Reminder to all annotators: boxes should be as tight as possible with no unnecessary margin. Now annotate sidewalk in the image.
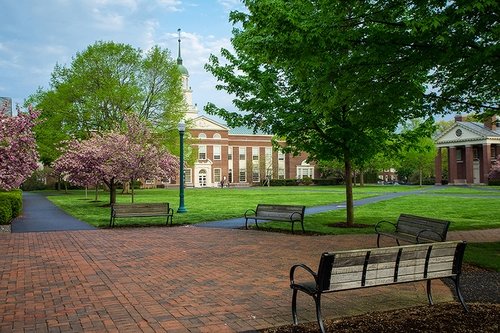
[0,227,479,333]
[1,191,498,332]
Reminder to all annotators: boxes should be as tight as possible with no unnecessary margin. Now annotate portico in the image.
[435,116,500,185]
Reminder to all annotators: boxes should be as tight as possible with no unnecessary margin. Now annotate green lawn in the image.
[465,242,500,272]
[43,185,500,232]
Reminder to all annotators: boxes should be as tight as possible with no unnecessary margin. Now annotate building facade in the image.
[434,115,500,185]
[163,32,317,188]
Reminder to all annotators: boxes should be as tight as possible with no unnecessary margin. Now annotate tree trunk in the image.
[122,181,130,194]
[131,178,135,203]
[108,178,116,205]
[344,155,354,227]
[419,168,423,186]
[94,183,99,201]
[360,171,365,187]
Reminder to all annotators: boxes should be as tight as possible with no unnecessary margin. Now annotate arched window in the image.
[198,133,206,139]
[213,133,221,139]
[296,160,314,179]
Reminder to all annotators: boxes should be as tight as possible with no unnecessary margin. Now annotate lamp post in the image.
[177,120,187,213]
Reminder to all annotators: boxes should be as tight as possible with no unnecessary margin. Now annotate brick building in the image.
[171,33,316,188]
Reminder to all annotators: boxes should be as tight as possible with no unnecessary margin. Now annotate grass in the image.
[465,242,500,271]
[44,185,414,227]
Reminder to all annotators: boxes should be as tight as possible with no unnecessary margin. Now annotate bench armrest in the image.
[416,229,445,242]
[375,220,397,233]
[290,263,318,286]
[168,207,174,215]
[244,209,256,218]
[289,211,303,221]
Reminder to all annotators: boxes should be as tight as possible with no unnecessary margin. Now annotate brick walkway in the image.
[0,227,498,333]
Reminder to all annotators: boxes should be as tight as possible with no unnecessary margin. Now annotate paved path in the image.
[2,227,488,333]
[1,189,498,332]
[11,192,96,233]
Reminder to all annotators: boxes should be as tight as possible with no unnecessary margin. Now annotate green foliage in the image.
[30,41,185,164]
[0,190,22,224]
[21,168,50,191]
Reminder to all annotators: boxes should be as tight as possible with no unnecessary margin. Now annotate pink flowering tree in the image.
[53,115,179,205]
[0,104,40,191]
[488,155,500,183]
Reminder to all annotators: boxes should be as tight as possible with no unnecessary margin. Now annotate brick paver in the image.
[1,227,497,332]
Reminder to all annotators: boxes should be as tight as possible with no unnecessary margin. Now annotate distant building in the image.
[0,97,13,116]
[434,115,500,185]
[152,31,317,188]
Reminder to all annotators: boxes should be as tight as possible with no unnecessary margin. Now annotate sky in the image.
[0,0,244,116]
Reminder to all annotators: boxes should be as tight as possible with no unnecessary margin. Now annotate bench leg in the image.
[300,221,305,233]
[426,279,433,306]
[291,221,295,234]
[376,234,381,247]
[314,293,326,333]
[291,289,299,325]
[451,275,469,312]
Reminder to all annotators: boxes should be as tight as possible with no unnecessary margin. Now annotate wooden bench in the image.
[290,240,468,333]
[375,214,450,247]
[244,204,305,233]
[109,203,174,227]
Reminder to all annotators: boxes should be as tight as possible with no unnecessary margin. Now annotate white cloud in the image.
[217,0,243,12]
[157,0,183,12]
[91,8,125,31]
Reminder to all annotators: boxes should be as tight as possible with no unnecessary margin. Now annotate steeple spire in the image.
[177,28,182,66]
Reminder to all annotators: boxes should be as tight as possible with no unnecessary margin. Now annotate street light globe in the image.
[178,120,186,132]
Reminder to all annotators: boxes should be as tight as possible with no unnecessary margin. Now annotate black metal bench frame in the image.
[244,204,305,233]
[290,241,468,333]
[375,213,451,247]
[109,203,174,227]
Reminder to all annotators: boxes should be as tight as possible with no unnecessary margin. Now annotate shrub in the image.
[0,190,22,224]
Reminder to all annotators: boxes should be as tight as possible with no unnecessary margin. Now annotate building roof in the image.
[435,119,500,147]
[229,126,272,136]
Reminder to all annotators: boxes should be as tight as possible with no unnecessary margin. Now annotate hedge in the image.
[0,190,23,224]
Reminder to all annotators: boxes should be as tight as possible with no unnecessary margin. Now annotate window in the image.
[184,168,192,183]
[198,133,206,139]
[297,161,314,179]
[213,145,221,160]
[252,165,260,182]
[214,168,221,183]
[228,169,233,183]
[213,133,221,139]
[145,179,154,184]
[228,147,232,160]
[456,149,462,161]
[252,147,259,161]
[239,169,246,182]
[198,145,206,160]
[278,152,285,160]
[492,147,497,160]
[239,147,246,161]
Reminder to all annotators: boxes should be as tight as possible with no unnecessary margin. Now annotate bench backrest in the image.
[256,204,305,220]
[112,203,169,214]
[396,214,450,241]
[316,240,466,292]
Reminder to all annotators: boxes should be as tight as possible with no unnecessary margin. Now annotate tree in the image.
[30,41,185,165]
[488,155,500,183]
[53,115,179,205]
[0,103,40,191]
[415,1,499,115]
[205,1,438,226]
